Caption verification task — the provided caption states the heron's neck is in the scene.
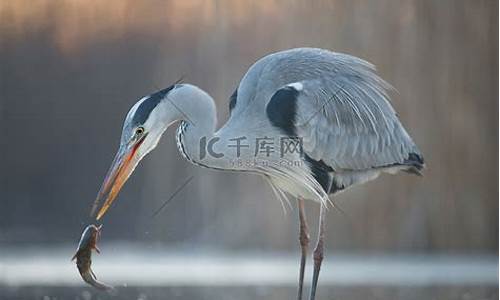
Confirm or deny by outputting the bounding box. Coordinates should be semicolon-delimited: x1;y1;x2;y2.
161;84;230;169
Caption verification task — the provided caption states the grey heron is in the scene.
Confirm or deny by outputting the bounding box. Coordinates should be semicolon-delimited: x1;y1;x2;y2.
91;48;424;300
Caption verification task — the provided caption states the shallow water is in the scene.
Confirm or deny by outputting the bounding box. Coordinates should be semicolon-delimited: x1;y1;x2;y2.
0;245;497;299
1;285;498;300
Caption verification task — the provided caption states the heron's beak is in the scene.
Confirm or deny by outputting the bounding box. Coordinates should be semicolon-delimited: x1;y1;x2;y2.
92;134;148;220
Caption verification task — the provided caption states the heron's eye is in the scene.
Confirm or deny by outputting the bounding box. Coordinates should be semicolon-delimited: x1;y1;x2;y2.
135;127;145;136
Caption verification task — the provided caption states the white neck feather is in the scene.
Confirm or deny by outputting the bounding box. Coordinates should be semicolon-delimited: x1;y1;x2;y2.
153;84;232;169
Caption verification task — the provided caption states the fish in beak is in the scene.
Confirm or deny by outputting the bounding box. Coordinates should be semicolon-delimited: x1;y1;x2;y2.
91;133;148;220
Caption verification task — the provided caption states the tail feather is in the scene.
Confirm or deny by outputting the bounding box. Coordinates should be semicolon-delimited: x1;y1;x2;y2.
403;152;425;176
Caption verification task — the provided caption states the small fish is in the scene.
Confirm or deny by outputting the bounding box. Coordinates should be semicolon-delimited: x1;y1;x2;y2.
72;224;114;292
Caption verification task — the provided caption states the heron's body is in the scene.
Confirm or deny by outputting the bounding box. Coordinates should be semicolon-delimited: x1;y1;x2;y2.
175;48;423;203
93;48;424;300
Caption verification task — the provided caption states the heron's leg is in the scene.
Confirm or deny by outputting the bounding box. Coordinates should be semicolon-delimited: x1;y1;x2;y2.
297;197;310;300
309;204;326;300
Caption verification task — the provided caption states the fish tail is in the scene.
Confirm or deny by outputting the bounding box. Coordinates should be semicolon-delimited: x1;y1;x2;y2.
80;269;114;292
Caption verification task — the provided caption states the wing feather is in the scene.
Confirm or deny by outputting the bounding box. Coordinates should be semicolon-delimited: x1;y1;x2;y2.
289;61;422;171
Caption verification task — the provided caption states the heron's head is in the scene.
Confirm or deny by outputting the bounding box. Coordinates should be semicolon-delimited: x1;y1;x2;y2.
93;84;181;220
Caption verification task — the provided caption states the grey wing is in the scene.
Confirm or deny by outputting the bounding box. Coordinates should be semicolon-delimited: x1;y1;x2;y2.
288;65;423;172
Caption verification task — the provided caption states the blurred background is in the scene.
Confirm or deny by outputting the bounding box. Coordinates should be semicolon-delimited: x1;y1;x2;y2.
0;0;497;299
